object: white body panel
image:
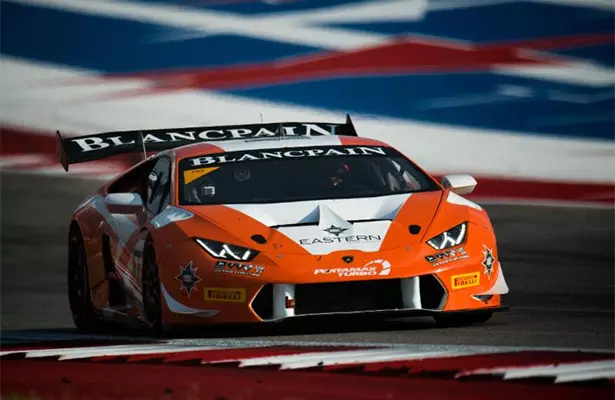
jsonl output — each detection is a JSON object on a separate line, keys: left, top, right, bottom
{"left": 227, "top": 194, "right": 411, "bottom": 254}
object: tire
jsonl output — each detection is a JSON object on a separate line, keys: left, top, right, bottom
{"left": 68, "top": 227, "right": 100, "bottom": 331}
{"left": 434, "top": 311, "right": 493, "bottom": 327}
{"left": 142, "top": 236, "right": 163, "bottom": 333}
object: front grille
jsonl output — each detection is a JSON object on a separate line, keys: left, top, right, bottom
{"left": 250, "top": 274, "right": 447, "bottom": 320}
{"left": 294, "top": 279, "right": 403, "bottom": 315}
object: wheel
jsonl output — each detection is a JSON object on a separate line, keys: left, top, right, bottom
{"left": 434, "top": 311, "right": 493, "bottom": 327}
{"left": 142, "top": 236, "right": 163, "bottom": 333}
{"left": 68, "top": 227, "right": 100, "bottom": 331}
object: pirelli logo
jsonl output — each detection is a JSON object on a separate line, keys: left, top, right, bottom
{"left": 204, "top": 288, "right": 246, "bottom": 303}
{"left": 451, "top": 272, "right": 480, "bottom": 290}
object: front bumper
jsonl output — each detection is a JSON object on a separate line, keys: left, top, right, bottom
{"left": 160, "top": 263, "right": 510, "bottom": 325}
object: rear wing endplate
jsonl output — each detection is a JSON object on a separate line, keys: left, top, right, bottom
{"left": 56, "top": 114, "right": 359, "bottom": 171}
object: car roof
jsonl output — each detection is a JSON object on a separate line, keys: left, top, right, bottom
{"left": 173, "top": 134, "right": 392, "bottom": 161}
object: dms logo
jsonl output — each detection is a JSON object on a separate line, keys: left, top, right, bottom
{"left": 425, "top": 247, "right": 469, "bottom": 267}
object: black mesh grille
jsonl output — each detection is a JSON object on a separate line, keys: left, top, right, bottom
{"left": 251, "top": 275, "right": 446, "bottom": 320}
{"left": 294, "top": 279, "right": 403, "bottom": 315}
{"left": 419, "top": 274, "right": 446, "bottom": 309}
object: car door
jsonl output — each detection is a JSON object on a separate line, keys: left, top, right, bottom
{"left": 100, "top": 156, "right": 172, "bottom": 310}
{"left": 127, "top": 156, "right": 173, "bottom": 303}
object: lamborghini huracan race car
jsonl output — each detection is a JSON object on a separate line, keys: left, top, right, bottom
{"left": 57, "top": 116, "right": 509, "bottom": 332}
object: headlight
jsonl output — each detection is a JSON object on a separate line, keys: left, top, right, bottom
{"left": 195, "top": 238, "right": 259, "bottom": 261}
{"left": 426, "top": 222, "right": 467, "bottom": 250}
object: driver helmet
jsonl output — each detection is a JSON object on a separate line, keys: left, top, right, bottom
{"left": 329, "top": 161, "right": 350, "bottom": 188}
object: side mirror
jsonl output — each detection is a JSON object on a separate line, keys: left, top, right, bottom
{"left": 105, "top": 193, "right": 144, "bottom": 214}
{"left": 441, "top": 174, "right": 477, "bottom": 195}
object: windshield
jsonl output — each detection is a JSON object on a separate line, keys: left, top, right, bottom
{"left": 178, "top": 145, "right": 440, "bottom": 205}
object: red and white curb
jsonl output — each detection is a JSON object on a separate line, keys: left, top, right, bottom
{"left": 457, "top": 360, "right": 615, "bottom": 384}
{"left": 3, "top": 339, "right": 613, "bottom": 400}
{"left": 2, "top": 342, "right": 614, "bottom": 384}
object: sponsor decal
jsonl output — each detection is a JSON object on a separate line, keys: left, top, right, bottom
{"left": 315, "top": 259, "right": 391, "bottom": 277}
{"left": 425, "top": 247, "right": 469, "bottom": 267}
{"left": 451, "top": 272, "right": 480, "bottom": 290}
{"left": 188, "top": 146, "right": 388, "bottom": 167}
{"left": 214, "top": 260, "right": 265, "bottom": 278}
{"left": 482, "top": 245, "right": 496, "bottom": 279}
{"left": 175, "top": 261, "right": 202, "bottom": 297}
{"left": 365, "top": 259, "right": 391, "bottom": 276}
{"left": 69, "top": 123, "right": 343, "bottom": 153}
{"left": 323, "top": 225, "right": 348, "bottom": 237}
{"left": 299, "top": 234, "right": 382, "bottom": 245}
{"left": 183, "top": 167, "right": 219, "bottom": 184}
{"left": 204, "top": 287, "right": 246, "bottom": 303}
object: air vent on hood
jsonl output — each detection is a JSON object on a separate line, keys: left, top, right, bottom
{"left": 251, "top": 234, "right": 267, "bottom": 244}
{"left": 409, "top": 225, "right": 421, "bottom": 235}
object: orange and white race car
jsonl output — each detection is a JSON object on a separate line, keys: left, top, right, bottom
{"left": 57, "top": 115, "right": 509, "bottom": 332}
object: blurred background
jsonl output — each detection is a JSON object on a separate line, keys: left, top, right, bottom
{"left": 0, "top": 0, "right": 613, "bottom": 349}
{"left": 0, "top": 0, "right": 613, "bottom": 205}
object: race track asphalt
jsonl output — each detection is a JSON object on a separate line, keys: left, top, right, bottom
{"left": 1, "top": 172, "right": 613, "bottom": 350}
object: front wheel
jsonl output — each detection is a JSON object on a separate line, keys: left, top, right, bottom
{"left": 434, "top": 311, "right": 493, "bottom": 327}
{"left": 142, "top": 236, "right": 163, "bottom": 333}
{"left": 68, "top": 228, "right": 100, "bottom": 331}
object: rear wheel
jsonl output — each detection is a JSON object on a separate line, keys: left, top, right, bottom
{"left": 68, "top": 227, "right": 100, "bottom": 331}
{"left": 142, "top": 236, "right": 163, "bottom": 332}
{"left": 434, "top": 311, "right": 493, "bottom": 327}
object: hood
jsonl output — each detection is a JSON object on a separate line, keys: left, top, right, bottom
{"left": 187, "top": 192, "right": 443, "bottom": 255}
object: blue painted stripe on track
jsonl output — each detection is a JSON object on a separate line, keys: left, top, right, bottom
{"left": 552, "top": 43, "right": 615, "bottom": 67}
{"left": 0, "top": 1, "right": 320, "bottom": 73}
{"left": 128, "top": 0, "right": 374, "bottom": 15}
{"left": 322, "top": 2, "right": 614, "bottom": 43}
{"left": 228, "top": 74, "right": 615, "bottom": 140}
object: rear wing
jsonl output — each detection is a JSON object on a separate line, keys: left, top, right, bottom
{"left": 56, "top": 114, "right": 359, "bottom": 171}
